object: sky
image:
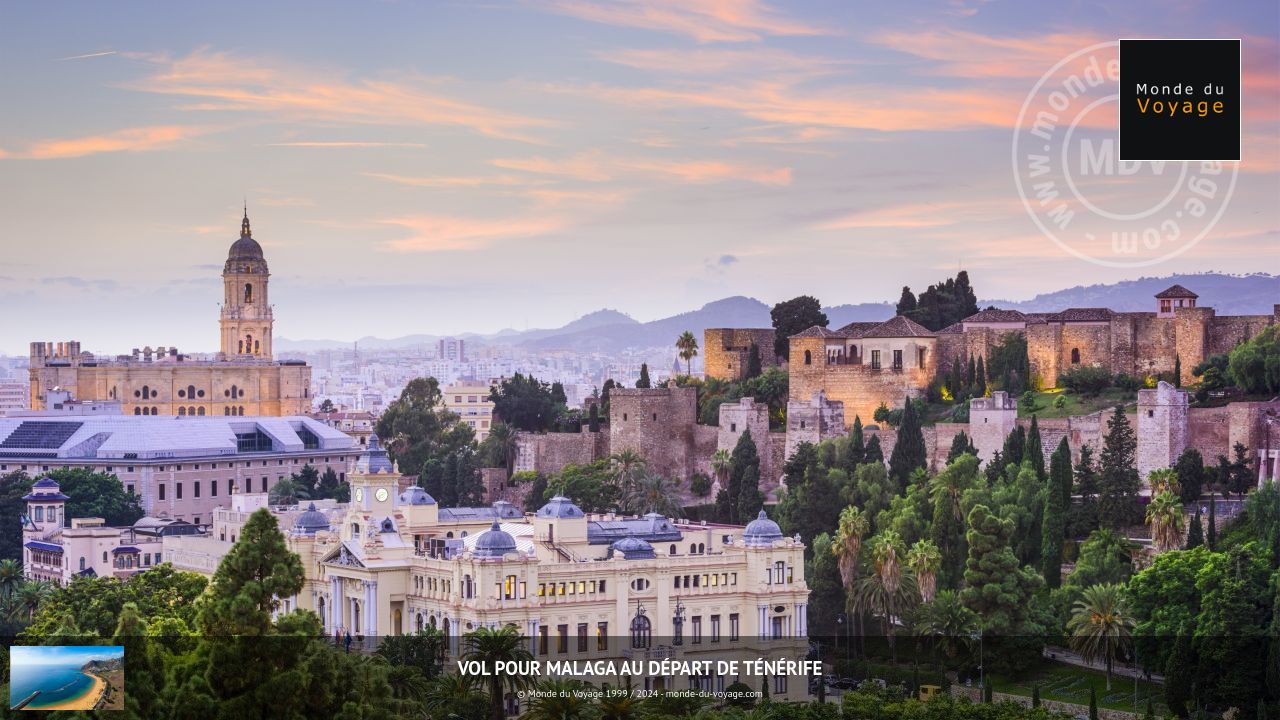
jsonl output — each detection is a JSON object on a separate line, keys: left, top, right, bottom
{"left": 10, "top": 645, "right": 124, "bottom": 667}
{"left": 0, "top": 0, "right": 1277, "bottom": 355}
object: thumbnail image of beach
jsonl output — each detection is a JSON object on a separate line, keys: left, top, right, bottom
{"left": 9, "top": 646, "right": 124, "bottom": 711}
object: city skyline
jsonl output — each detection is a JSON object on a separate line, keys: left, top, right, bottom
{"left": 2, "top": 0, "right": 1277, "bottom": 355}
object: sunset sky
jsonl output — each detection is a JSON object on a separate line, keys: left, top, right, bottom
{"left": 1, "top": 0, "right": 1277, "bottom": 354}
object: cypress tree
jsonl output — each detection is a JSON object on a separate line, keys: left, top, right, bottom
{"left": 1088, "top": 688, "right": 1099, "bottom": 720}
{"left": 728, "top": 429, "right": 760, "bottom": 523}
{"left": 985, "top": 450, "right": 1005, "bottom": 485}
{"left": 947, "top": 431, "right": 977, "bottom": 464}
{"left": 1003, "top": 425, "right": 1026, "bottom": 471}
{"left": 967, "top": 354, "right": 976, "bottom": 390}
{"left": 889, "top": 398, "right": 927, "bottom": 491}
{"left": 1207, "top": 495, "right": 1217, "bottom": 549}
{"left": 1041, "top": 437, "right": 1071, "bottom": 588}
{"left": 865, "top": 434, "right": 884, "bottom": 464}
{"left": 588, "top": 403, "right": 600, "bottom": 432}
{"left": 951, "top": 356, "right": 964, "bottom": 398}
{"left": 1032, "top": 684, "right": 1041, "bottom": 708}
{"left": 746, "top": 343, "right": 763, "bottom": 379}
{"left": 1025, "top": 415, "right": 1045, "bottom": 480}
{"left": 975, "top": 356, "right": 987, "bottom": 396}
{"left": 738, "top": 465, "right": 763, "bottom": 521}
{"left": 1174, "top": 356, "right": 1182, "bottom": 388}
{"left": 1185, "top": 509, "right": 1203, "bottom": 549}
{"left": 1097, "top": 406, "right": 1140, "bottom": 530}
{"left": 847, "top": 416, "right": 866, "bottom": 469}
{"left": 636, "top": 363, "right": 651, "bottom": 389}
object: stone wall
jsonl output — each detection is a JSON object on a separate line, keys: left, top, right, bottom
{"left": 789, "top": 335, "right": 930, "bottom": 428}
{"left": 718, "top": 397, "right": 775, "bottom": 483}
{"left": 970, "top": 392, "right": 1018, "bottom": 468}
{"left": 512, "top": 429, "right": 607, "bottom": 476}
{"left": 704, "top": 328, "right": 777, "bottom": 381}
{"left": 784, "top": 391, "right": 846, "bottom": 462}
{"left": 609, "top": 384, "right": 699, "bottom": 480}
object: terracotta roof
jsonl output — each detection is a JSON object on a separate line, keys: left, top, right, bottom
{"left": 1046, "top": 308, "right": 1116, "bottom": 323}
{"left": 790, "top": 325, "right": 843, "bottom": 339}
{"left": 835, "top": 321, "right": 882, "bottom": 338}
{"left": 962, "top": 308, "right": 1028, "bottom": 324}
{"left": 1155, "top": 284, "right": 1198, "bottom": 299}
{"left": 862, "top": 315, "right": 936, "bottom": 338}
{"left": 937, "top": 322, "right": 964, "bottom": 335}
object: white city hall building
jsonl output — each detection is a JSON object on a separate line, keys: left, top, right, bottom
{"left": 163, "top": 435, "right": 812, "bottom": 701}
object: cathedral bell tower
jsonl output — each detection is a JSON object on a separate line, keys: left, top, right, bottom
{"left": 220, "top": 206, "right": 274, "bottom": 358}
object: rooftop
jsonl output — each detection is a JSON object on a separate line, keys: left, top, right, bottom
{"left": 1155, "top": 284, "right": 1199, "bottom": 299}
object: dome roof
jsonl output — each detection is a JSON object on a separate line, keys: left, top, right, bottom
{"left": 354, "top": 434, "right": 395, "bottom": 474}
{"left": 33, "top": 477, "right": 60, "bottom": 489}
{"left": 228, "top": 210, "right": 264, "bottom": 260}
{"left": 292, "top": 503, "right": 330, "bottom": 534}
{"left": 610, "top": 536, "right": 655, "bottom": 560}
{"left": 537, "top": 496, "right": 584, "bottom": 519}
{"left": 743, "top": 510, "right": 783, "bottom": 547}
{"left": 473, "top": 520, "right": 518, "bottom": 559}
{"left": 398, "top": 487, "right": 436, "bottom": 506}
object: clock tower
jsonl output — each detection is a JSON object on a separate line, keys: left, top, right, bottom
{"left": 220, "top": 206, "right": 274, "bottom": 358}
{"left": 347, "top": 434, "right": 400, "bottom": 524}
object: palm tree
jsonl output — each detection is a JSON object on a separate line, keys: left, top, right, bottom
{"left": 851, "top": 530, "right": 920, "bottom": 655}
{"left": 912, "top": 590, "right": 979, "bottom": 661}
{"left": 1145, "top": 490, "right": 1186, "bottom": 553}
{"left": 598, "top": 693, "right": 638, "bottom": 720}
{"left": 9, "top": 580, "right": 54, "bottom": 623}
{"left": 486, "top": 421, "right": 519, "bottom": 475}
{"left": 676, "top": 331, "right": 699, "bottom": 376}
{"left": 0, "top": 559, "right": 22, "bottom": 600}
{"left": 1067, "top": 583, "right": 1134, "bottom": 691}
{"left": 711, "top": 449, "right": 732, "bottom": 493}
{"left": 424, "top": 673, "right": 486, "bottom": 717}
{"left": 906, "top": 539, "right": 942, "bottom": 603}
{"left": 462, "top": 625, "right": 534, "bottom": 720}
{"left": 624, "top": 473, "right": 684, "bottom": 517}
{"left": 1146, "top": 468, "right": 1181, "bottom": 497}
{"left": 832, "top": 506, "right": 869, "bottom": 588}
{"left": 609, "top": 450, "right": 647, "bottom": 493}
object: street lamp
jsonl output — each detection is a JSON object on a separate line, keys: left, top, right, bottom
{"left": 672, "top": 597, "right": 685, "bottom": 646}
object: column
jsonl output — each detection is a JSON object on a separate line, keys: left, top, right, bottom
{"left": 527, "top": 620, "right": 539, "bottom": 654}
{"left": 330, "top": 577, "right": 341, "bottom": 632}
{"left": 449, "top": 615, "right": 460, "bottom": 657}
{"left": 1261, "top": 450, "right": 1269, "bottom": 485}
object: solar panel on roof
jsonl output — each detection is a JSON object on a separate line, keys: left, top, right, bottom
{"left": 0, "top": 421, "right": 83, "bottom": 450}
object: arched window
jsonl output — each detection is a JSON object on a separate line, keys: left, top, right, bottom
{"left": 102, "top": 551, "right": 108, "bottom": 563}
{"left": 670, "top": 544, "right": 677, "bottom": 556}
{"left": 189, "top": 406, "right": 196, "bottom": 416}
{"left": 698, "top": 543, "right": 705, "bottom": 554}
{"left": 803, "top": 350, "right": 812, "bottom": 365}
{"left": 244, "top": 283, "right": 253, "bottom": 303}
{"left": 245, "top": 334, "right": 254, "bottom": 354}
{"left": 142, "top": 385, "right": 151, "bottom": 399}
{"left": 416, "top": 614, "right": 423, "bottom": 633}
{"left": 630, "top": 613, "right": 652, "bottom": 649}
{"left": 1071, "top": 348, "right": 1081, "bottom": 364}
{"left": 254, "top": 339, "right": 260, "bottom": 354}
{"left": 187, "top": 385, "right": 196, "bottom": 400}
{"left": 463, "top": 575, "right": 474, "bottom": 599}
{"left": 134, "top": 407, "right": 142, "bottom": 415}
{"left": 79, "top": 557, "right": 85, "bottom": 571}
{"left": 178, "top": 407, "right": 186, "bottom": 416}
{"left": 197, "top": 407, "right": 205, "bottom": 416}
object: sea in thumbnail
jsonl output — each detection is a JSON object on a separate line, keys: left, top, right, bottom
{"left": 9, "top": 646, "right": 122, "bottom": 711}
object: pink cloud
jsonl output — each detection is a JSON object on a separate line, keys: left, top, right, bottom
{"left": 14, "top": 125, "right": 207, "bottom": 159}
{"left": 379, "top": 214, "right": 570, "bottom": 252}
{"left": 492, "top": 150, "right": 792, "bottom": 185}
{"left": 124, "top": 49, "right": 552, "bottom": 143}
{"left": 362, "top": 172, "right": 550, "bottom": 188}
{"left": 540, "top": 0, "right": 835, "bottom": 43}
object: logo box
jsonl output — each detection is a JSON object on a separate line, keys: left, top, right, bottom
{"left": 1119, "top": 39, "right": 1241, "bottom": 161}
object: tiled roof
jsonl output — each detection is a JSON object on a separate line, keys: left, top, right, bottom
{"left": 962, "top": 308, "right": 1027, "bottom": 324}
{"left": 1023, "top": 313, "right": 1051, "bottom": 325}
{"left": 937, "top": 322, "right": 964, "bottom": 335}
{"left": 1155, "top": 284, "right": 1198, "bottom": 299}
{"left": 862, "top": 315, "right": 936, "bottom": 338}
{"left": 789, "top": 325, "right": 843, "bottom": 339}
{"left": 1046, "top": 308, "right": 1116, "bottom": 323}
{"left": 835, "top": 321, "right": 882, "bottom": 338}
{"left": 24, "top": 541, "right": 63, "bottom": 553}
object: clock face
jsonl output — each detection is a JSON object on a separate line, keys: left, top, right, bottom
{"left": 375, "top": 488, "right": 389, "bottom": 502}
{"left": 355, "top": 488, "right": 364, "bottom": 502}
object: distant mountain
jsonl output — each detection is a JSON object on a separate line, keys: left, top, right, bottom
{"left": 275, "top": 273, "right": 1277, "bottom": 353}
{"left": 985, "top": 273, "right": 1279, "bottom": 315}
{"left": 82, "top": 657, "right": 124, "bottom": 674}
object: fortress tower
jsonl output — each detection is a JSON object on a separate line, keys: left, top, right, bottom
{"left": 1137, "top": 380, "right": 1189, "bottom": 489}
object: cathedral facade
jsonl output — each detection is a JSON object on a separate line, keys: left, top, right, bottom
{"left": 27, "top": 210, "right": 312, "bottom": 416}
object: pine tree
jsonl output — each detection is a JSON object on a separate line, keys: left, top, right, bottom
{"left": 897, "top": 286, "right": 918, "bottom": 314}
{"left": 865, "top": 434, "right": 884, "bottom": 464}
{"left": 746, "top": 343, "right": 763, "bottom": 379}
{"left": 1185, "top": 509, "right": 1203, "bottom": 548}
{"left": 985, "top": 450, "right": 1005, "bottom": 485}
{"left": 1041, "top": 438, "right": 1071, "bottom": 588}
{"left": 961, "top": 505, "right": 1042, "bottom": 637}
{"left": 1097, "top": 406, "right": 1140, "bottom": 530}
{"left": 636, "top": 363, "right": 651, "bottom": 389}
{"left": 1025, "top": 415, "right": 1045, "bottom": 480}
{"left": 889, "top": 398, "right": 927, "bottom": 491}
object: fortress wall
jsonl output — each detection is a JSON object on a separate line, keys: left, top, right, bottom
{"left": 704, "top": 328, "right": 777, "bottom": 381}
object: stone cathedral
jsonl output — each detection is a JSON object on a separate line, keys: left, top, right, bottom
{"left": 27, "top": 209, "right": 312, "bottom": 416}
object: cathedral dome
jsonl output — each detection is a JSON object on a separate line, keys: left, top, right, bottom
{"left": 473, "top": 520, "right": 518, "bottom": 559}
{"left": 742, "top": 510, "right": 783, "bottom": 547}
{"left": 225, "top": 209, "right": 267, "bottom": 268}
